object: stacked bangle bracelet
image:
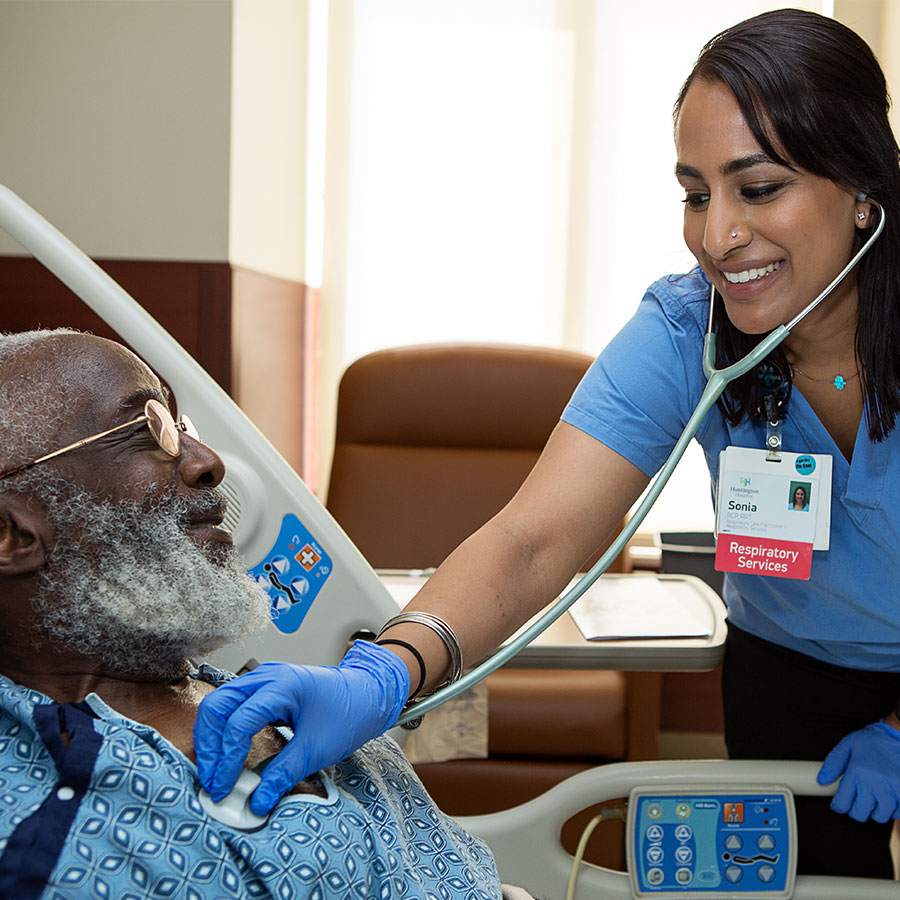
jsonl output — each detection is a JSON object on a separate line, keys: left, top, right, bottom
{"left": 376, "top": 612, "right": 463, "bottom": 728}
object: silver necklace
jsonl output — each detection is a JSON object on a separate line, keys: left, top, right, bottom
{"left": 790, "top": 363, "right": 859, "bottom": 391}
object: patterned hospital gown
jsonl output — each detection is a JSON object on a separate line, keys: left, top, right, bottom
{"left": 0, "top": 676, "right": 502, "bottom": 900}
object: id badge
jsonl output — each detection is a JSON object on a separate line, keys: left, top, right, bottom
{"left": 715, "top": 446, "right": 832, "bottom": 580}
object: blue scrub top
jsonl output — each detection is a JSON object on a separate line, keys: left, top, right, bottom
{"left": 562, "top": 266, "right": 900, "bottom": 672}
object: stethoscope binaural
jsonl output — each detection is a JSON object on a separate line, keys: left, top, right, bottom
{"left": 398, "top": 196, "right": 886, "bottom": 724}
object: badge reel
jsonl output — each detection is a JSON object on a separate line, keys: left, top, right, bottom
{"left": 758, "top": 362, "right": 789, "bottom": 463}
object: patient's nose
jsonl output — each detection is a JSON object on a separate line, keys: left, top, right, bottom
{"left": 179, "top": 435, "right": 226, "bottom": 488}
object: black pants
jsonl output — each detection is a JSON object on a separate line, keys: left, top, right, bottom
{"left": 722, "top": 623, "right": 900, "bottom": 879}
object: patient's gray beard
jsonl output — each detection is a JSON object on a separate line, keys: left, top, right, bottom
{"left": 30, "top": 482, "right": 271, "bottom": 680}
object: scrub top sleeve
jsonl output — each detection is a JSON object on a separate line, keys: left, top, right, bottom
{"left": 562, "top": 279, "right": 711, "bottom": 477}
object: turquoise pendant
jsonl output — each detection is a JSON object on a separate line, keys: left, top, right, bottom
{"left": 833, "top": 375, "right": 846, "bottom": 390}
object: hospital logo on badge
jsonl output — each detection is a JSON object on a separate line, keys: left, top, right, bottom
{"left": 795, "top": 455, "right": 816, "bottom": 475}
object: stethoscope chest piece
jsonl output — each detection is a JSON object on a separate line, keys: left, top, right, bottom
{"left": 198, "top": 769, "right": 269, "bottom": 832}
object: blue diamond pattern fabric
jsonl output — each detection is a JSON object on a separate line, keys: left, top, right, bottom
{"left": 0, "top": 676, "right": 502, "bottom": 899}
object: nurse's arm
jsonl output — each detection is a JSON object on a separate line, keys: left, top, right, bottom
{"left": 382, "top": 420, "right": 651, "bottom": 694}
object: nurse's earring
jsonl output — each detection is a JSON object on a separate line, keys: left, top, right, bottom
{"left": 855, "top": 190, "right": 871, "bottom": 227}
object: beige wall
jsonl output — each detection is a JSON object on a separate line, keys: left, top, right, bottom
{"left": 229, "top": 0, "right": 308, "bottom": 283}
{"left": 835, "top": 0, "right": 900, "bottom": 139}
{"left": 875, "top": 2, "right": 900, "bottom": 142}
{"left": 0, "top": 0, "right": 309, "bottom": 285}
{"left": 0, "top": 0, "right": 232, "bottom": 261}
{"left": 835, "top": 0, "right": 885, "bottom": 52}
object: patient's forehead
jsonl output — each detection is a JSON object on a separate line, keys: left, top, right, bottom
{"left": 32, "top": 334, "right": 163, "bottom": 439}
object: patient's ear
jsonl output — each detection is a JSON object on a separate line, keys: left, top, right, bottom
{"left": 0, "top": 493, "right": 49, "bottom": 575}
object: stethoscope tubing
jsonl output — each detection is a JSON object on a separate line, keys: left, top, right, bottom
{"left": 399, "top": 201, "right": 885, "bottom": 723}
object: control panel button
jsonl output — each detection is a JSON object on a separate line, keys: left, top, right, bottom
{"left": 725, "top": 866, "right": 743, "bottom": 883}
{"left": 757, "top": 864, "right": 776, "bottom": 883}
{"left": 647, "top": 868, "right": 664, "bottom": 885}
{"left": 674, "top": 845, "right": 693, "bottom": 864}
{"left": 723, "top": 802, "right": 744, "bottom": 823}
{"left": 646, "top": 824, "right": 664, "bottom": 842}
{"left": 675, "top": 803, "right": 691, "bottom": 819}
{"left": 674, "top": 824, "right": 693, "bottom": 842}
{"left": 646, "top": 846, "right": 664, "bottom": 864}
{"left": 675, "top": 867, "right": 692, "bottom": 885}
{"left": 647, "top": 803, "right": 663, "bottom": 819}
{"left": 724, "top": 834, "right": 743, "bottom": 852}
{"left": 757, "top": 833, "right": 776, "bottom": 851}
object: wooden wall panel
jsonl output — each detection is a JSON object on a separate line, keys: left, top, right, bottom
{"left": 0, "top": 256, "right": 233, "bottom": 392}
{"left": 231, "top": 265, "right": 311, "bottom": 477}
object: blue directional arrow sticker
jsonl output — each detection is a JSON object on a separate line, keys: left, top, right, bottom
{"left": 247, "top": 514, "right": 333, "bottom": 634}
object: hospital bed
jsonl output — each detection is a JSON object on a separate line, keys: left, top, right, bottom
{"left": 463, "top": 759, "right": 900, "bottom": 899}
{"left": 2, "top": 185, "right": 898, "bottom": 900}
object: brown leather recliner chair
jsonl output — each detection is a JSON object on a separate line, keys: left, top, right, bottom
{"left": 326, "top": 343, "right": 660, "bottom": 867}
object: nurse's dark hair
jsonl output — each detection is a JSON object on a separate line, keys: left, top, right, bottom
{"left": 674, "top": 8, "right": 900, "bottom": 440}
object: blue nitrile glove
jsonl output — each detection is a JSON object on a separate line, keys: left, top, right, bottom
{"left": 193, "top": 640, "right": 410, "bottom": 816}
{"left": 817, "top": 721, "right": 900, "bottom": 823}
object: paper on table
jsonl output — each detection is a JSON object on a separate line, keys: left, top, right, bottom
{"left": 380, "top": 578, "right": 421, "bottom": 609}
{"left": 568, "top": 576, "right": 712, "bottom": 641}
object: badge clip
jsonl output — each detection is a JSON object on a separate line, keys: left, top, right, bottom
{"left": 763, "top": 394, "right": 783, "bottom": 462}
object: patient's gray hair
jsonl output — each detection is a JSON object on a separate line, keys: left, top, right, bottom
{"left": 0, "top": 329, "right": 83, "bottom": 482}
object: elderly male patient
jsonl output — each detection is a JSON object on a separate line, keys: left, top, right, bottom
{"left": 0, "top": 329, "right": 504, "bottom": 899}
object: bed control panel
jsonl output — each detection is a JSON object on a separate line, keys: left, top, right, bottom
{"left": 626, "top": 785, "right": 796, "bottom": 898}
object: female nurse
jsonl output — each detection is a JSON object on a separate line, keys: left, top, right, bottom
{"left": 195, "top": 8, "right": 900, "bottom": 878}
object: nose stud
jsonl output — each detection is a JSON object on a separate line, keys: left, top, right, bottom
{"left": 730, "top": 231, "right": 738, "bottom": 239}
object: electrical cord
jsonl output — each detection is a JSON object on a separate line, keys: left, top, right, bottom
{"left": 565, "top": 803, "right": 627, "bottom": 900}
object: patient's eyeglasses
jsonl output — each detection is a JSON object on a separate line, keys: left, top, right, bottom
{"left": 0, "top": 399, "right": 199, "bottom": 482}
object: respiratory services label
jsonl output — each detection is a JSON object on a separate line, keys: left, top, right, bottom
{"left": 715, "top": 447, "right": 831, "bottom": 581}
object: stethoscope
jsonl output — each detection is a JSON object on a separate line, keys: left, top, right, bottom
{"left": 397, "top": 196, "right": 886, "bottom": 725}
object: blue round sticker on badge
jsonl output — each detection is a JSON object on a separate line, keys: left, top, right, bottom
{"left": 795, "top": 455, "right": 816, "bottom": 475}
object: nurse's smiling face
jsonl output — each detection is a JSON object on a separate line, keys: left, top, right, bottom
{"left": 674, "top": 78, "right": 868, "bottom": 336}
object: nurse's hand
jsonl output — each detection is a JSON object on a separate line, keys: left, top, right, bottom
{"left": 817, "top": 717, "right": 900, "bottom": 823}
{"left": 193, "top": 640, "right": 410, "bottom": 816}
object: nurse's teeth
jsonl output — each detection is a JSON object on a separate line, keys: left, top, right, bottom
{"left": 723, "top": 261, "right": 781, "bottom": 284}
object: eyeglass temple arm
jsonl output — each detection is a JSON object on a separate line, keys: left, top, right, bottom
{"left": 0, "top": 416, "right": 148, "bottom": 481}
